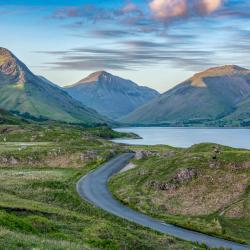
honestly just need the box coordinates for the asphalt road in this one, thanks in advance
[77,153,250,250]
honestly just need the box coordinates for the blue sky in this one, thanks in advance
[0,0,250,92]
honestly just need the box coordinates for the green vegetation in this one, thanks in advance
[120,65,250,127]
[0,109,27,125]
[0,123,203,250]
[110,143,250,245]
[0,48,108,125]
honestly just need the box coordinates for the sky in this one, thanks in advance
[0,0,250,92]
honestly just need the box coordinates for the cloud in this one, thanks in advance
[149,0,187,19]
[36,40,215,72]
[122,3,138,14]
[193,0,223,15]
[51,5,112,21]
[91,29,135,38]
[149,0,223,20]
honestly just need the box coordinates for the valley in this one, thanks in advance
[0,122,200,250]
[0,47,250,250]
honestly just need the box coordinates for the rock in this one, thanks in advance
[150,168,197,191]
[80,151,98,161]
[150,181,178,191]
[209,162,220,168]
[174,168,197,183]
[135,150,144,160]
[134,150,174,160]
[227,162,250,169]
[0,157,8,163]
[162,151,175,158]
[10,156,18,165]
[213,145,221,154]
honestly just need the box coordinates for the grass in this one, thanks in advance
[109,143,250,245]
[0,124,205,250]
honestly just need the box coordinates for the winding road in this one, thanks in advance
[77,153,250,250]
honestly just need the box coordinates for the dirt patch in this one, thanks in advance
[120,162,136,173]
[156,171,249,216]
[224,201,245,218]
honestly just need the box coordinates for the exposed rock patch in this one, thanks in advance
[0,156,19,165]
[134,150,175,160]
[150,168,197,191]
[227,162,250,169]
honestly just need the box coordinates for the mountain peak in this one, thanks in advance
[77,70,111,84]
[64,71,159,119]
[0,47,16,65]
[190,65,250,88]
[0,47,13,57]
[0,47,30,85]
[0,48,107,125]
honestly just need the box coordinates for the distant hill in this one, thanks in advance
[64,71,159,119]
[121,65,250,127]
[0,48,108,125]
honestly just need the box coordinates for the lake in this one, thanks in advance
[113,127,250,149]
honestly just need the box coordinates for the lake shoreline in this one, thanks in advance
[113,127,250,149]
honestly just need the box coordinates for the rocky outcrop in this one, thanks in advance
[134,150,175,160]
[150,168,197,191]
[227,162,250,169]
[0,156,19,165]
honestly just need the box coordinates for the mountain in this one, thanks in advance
[37,75,61,88]
[121,65,250,126]
[64,71,159,119]
[0,48,107,125]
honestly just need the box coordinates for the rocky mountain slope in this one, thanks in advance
[0,48,107,125]
[64,71,159,119]
[121,65,250,126]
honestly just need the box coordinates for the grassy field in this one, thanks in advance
[110,143,250,245]
[0,123,206,250]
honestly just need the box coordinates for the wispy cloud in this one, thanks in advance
[36,39,215,72]
[36,1,250,74]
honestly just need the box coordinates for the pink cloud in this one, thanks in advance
[149,0,187,20]
[149,0,223,20]
[193,0,223,14]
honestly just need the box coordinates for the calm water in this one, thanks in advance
[113,127,250,149]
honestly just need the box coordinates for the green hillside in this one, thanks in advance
[0,48,108,126]
[0,109,28,125]
[0,123,200,250]
[121,65,250,127]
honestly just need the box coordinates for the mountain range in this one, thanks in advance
[0,47,107,126]
[121,65,250,126]
[64,71,159,119]
[1,47,250,127]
